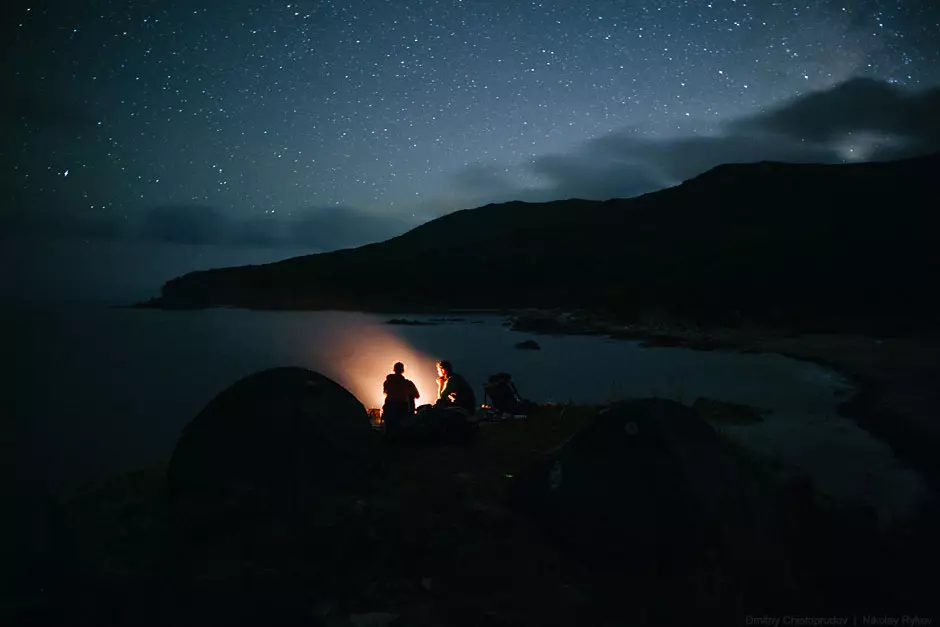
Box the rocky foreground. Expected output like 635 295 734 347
10 367 939 626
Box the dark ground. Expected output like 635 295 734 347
7 396 939 626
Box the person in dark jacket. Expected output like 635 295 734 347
434 360 476 414
383 362 419 432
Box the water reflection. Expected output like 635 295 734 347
13 307 932 526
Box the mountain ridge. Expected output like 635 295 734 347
143 153 940 333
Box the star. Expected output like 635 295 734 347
4 0 939 230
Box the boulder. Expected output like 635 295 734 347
167 367 375 534
508 399 788 590
514 339 541 350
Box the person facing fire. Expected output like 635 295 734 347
383 362 419 432
435 360 476 414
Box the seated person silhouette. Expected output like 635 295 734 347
434 360 476 415
382 362 419 433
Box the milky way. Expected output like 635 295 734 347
3 0 939 238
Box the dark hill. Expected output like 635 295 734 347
146 153 940 333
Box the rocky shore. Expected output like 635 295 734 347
508 309 940 491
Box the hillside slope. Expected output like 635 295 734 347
148 153 940 332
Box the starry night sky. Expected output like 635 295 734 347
3 0 940 251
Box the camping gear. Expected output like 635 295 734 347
168 367 375 535
481 372 537 420
367 407 383 429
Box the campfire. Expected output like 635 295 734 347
317 321 437 419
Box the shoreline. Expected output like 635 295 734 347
14 307 939 623
127 302 940 492
506 311 940 495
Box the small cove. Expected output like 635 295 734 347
9 307 932 526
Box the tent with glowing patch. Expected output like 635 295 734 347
507 397 791 607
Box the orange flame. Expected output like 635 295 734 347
319 321 438 409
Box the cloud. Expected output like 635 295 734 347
579 131 839 184
287 205 415 249
133 204 416 249
136 205 232 245
729 77 940 159
0 201 417 252
528 152 663 200
452 163 518 194
6 77 938 245
450 77 940 205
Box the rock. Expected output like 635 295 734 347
508 399 785 582
509 312 569 334
514 339 541 350
638 334 686 348
167 367 375 535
